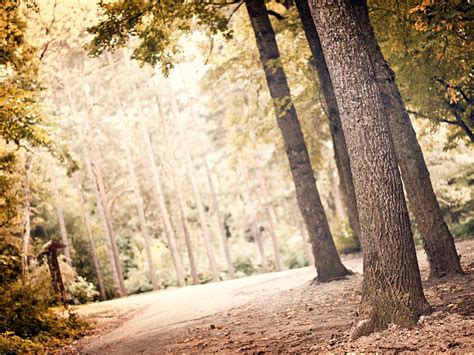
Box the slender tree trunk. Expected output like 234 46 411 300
242 166 269 273
156 98 199 285
255 170 282 271
354 0 463 278
51 165 72 266
21 152 32 277
244 0 350 281
310 0 431 336
172 168 200 285
295 0 361 250
74 174 107 300
138 122 186 287
204 157 236 278
186 157 220 282
84 105 127 297
300 223 315 266
123 138 159 290
83 148 122 297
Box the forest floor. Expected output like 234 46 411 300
67 238 474 354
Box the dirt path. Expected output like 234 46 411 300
72 239 474 353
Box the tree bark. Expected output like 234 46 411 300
51 165 72 266
295 0 361 250
204 157 236 278
138 121 187 287
186 157 220 282
309 0 431 336
21 152 32 277
244 0 350 281
74 174 107 300
123 138 159 290
83 147 123 297
255 170 282 271
354 0 463 278
242 165 269 273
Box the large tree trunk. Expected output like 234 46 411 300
242 166 269 273
186 157 220 282
138 122 187 287
21 152 32 277
51 165 72 266
354 0 463 278
295 0 361 250
74 174 107 300
123 138 159 290
204 157 236 278
244 0 350 281
255 171 282 271
83 148 123 297
310 0 431 336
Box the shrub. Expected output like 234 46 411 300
67 276 99 305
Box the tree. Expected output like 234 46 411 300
51 165 72 266
74 174 107 300
186 155 221 282
123 137 159 290
204 156 236 278
21 153 32 276
242 164 269 273
309 0 431 335
355 0 463 278
244 0 350 282
157 98 200 285
294 0 361 250
138 121 187 287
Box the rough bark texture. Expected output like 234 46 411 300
186 158 220 282
204 157 235 278
354 0 463 278
83 148 123 297
74 174 107 300
245 0 350 281
52 165 72 266
256 171 282 271
310 0 431 336
243 166 269 273
21 152 32 276
139 121 186 287
124 139 159 290
295 0 361 250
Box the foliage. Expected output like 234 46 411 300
66 276 99 305
0 0 48 148
86 0 234 75
370 0 473 146
283 235 310 269
331 219 359 254
0 240 89 352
